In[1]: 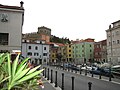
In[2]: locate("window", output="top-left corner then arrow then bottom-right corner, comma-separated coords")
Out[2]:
35,46 -> 38,50
44,47 -> 46,50
44,59 -> 46,62
90,44 -> 91,47
117,40 -> 120,44
90,49 -> 92,52
28,46 -> 31,49
76,46 -> 78,48
27,52 -> 32,56
43,53 -> 47,56
116,31 -> 119,35
90,54 -> 92,57
82,45 -> 84,47
69,45 -> 71,47
69,50 -> 71,52
52,55 -> 54,57
69,54 -> 71,57
0,33 -> 9,45
113,41 -> 115,44
82,50 -> 84,52
34,53 -> 39,56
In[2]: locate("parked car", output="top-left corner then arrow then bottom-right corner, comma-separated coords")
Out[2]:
71,65 -> 80,71
111,65 -> 120,79
89,67 -> 114,77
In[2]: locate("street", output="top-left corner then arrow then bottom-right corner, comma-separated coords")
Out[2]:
42,65 -> 120,90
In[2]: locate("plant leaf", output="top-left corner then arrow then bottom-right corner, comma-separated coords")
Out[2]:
7,54 -> 11,83
13,68 -> 30,82
18,69 -> 44,83
0,53 -> 4,64
15,63 -> 27,77
26,65 -> 41,75
17,57 -> 30,71
12,54 -> 20,78
0,76 -> 10,84
0,73 -> 4,82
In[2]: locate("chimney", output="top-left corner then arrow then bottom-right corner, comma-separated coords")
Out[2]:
20,1 -> 24,7
109,25 -> 111,29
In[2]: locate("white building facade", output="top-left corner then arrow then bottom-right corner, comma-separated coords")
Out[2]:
0,2 -> 24,53
106,20 -> 120,65
22,41 -> 50,65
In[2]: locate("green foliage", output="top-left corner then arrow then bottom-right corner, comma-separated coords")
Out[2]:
0,53 -> 43,90
50,35 -> 71,44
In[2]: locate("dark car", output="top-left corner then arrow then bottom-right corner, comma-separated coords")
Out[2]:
71,65 -> 80,71
90,67 -> 114,77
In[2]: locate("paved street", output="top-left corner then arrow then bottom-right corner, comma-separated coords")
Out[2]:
42,65 -> 120,90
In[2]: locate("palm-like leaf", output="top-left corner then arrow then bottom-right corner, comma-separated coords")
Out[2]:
0,53 -> 43,90
26,65 -> 41,75
12,53 -> 20,78
17,57 -> 30,71
7,54 -> 11,84
18,69 -> 44,83
5,54 -> 43,90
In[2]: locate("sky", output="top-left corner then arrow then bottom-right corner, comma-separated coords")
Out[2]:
0,0 -> 120,42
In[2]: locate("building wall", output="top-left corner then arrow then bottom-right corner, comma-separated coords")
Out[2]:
94,42 -> 102,61
22,43 -> 49,65
94,40 -> 107,62
72,41 -> 94,64
106,21 -> 120,65
72,43 -> 83,64
0,5 -> 24,52
66,44 -> 72,62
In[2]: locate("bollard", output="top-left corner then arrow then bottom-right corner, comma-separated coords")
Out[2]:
47,68 -> 49,80
99,73 -> 101,79
45,67 -> 47,78
92,67 -> 94,77
71,76 -> 75,90
62,73 -> 64,90
91,72 -> 93,77
85,69 -> 87,76
109,68 -> 111,81
72,68 -> 73,72
80,67 -> 82,74
55,71 -> 58,87
88,82 -> 92,90
50,70 -> 53,83
68,67 -> 70,72
43,68 -> 45,76
75,69 -> 77,73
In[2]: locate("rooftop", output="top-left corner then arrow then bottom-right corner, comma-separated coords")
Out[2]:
0,1 -> 24,10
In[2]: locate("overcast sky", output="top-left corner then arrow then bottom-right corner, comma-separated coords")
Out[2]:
0,0 -> 120,41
